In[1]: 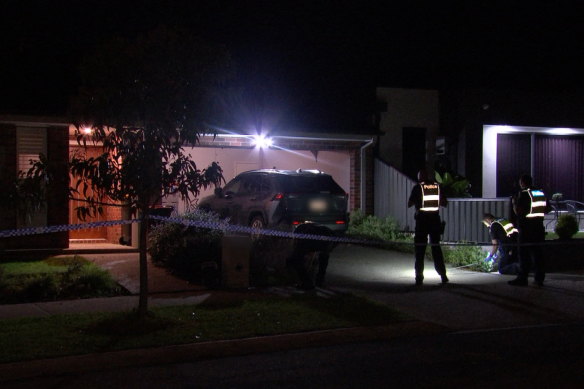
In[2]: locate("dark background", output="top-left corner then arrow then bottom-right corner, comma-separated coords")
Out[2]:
2,0 -> 584,131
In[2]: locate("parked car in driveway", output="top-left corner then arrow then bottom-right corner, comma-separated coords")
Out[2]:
198,169 -> 348,234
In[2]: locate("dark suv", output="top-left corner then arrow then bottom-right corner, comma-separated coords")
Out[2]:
198,169 -> 348,234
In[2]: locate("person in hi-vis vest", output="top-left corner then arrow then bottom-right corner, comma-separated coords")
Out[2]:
408,169 -> 449,286
482,213 -> 520,275
508,174 -> 550,287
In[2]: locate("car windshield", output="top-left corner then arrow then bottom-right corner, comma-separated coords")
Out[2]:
278,175 -> 345,194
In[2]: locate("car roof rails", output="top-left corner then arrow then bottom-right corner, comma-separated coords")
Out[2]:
296,169 -> 322,174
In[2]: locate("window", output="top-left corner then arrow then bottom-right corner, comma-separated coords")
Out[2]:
278,175 -> 345,194
223,176 -> 242,195
16,127 -> 47,227
496,134 -> 531,197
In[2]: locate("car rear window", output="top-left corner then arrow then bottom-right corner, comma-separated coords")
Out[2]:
277,175 -> 345,194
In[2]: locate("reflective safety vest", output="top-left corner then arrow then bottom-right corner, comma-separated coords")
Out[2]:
492,219 -> 518,237
420,183 -> 440,212
525,189 -> 547,218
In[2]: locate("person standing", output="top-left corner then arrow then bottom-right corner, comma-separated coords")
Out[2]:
482,213 -> 520,275
408,169 -> 449,286
508,174 -> 549,286
288,222 -> 335,290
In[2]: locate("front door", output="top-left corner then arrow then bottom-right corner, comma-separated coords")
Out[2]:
69,146 -> 108,240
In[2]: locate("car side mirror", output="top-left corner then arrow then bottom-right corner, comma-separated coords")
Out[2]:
214,187 -> 223,197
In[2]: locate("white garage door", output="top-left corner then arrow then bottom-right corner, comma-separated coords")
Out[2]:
169,146 -> 351,215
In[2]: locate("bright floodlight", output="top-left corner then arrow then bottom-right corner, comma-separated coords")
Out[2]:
82,127 -> 92,135
253,135 -> 273,148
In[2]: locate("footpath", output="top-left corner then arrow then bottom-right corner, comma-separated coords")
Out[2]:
2,244 -> 584,383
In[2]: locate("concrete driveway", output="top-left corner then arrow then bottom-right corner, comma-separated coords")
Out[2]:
326,244 -> 584,331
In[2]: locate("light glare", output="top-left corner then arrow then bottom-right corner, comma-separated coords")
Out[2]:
253,135 -> 273,148
548,128 -> 577,135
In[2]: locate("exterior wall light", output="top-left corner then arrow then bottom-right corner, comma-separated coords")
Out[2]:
253,135 -> 273,148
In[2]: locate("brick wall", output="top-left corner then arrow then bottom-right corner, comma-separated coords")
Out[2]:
105,205 -> 123,243
350,149 -> 360,211
0,124 -> 17,249
364,145 -> 374,214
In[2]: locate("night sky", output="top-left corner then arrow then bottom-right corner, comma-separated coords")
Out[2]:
2,1 -> 584,131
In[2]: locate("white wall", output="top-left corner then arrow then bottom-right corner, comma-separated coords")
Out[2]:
168,146 -> 351,214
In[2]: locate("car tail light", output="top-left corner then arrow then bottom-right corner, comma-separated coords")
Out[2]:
292,220 -> 301,225
335,220 -> 346,224
272,193 -> 285,200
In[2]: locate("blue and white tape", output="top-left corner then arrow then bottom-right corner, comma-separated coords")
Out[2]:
0,216 -> 362,244
148,215 -> 364,244
1,216 -> 566,248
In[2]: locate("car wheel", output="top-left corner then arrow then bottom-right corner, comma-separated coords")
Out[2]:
249,216 -> 265,239
250,215 -> 265,229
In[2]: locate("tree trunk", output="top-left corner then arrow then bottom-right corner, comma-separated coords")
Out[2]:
137,213 -> 149,317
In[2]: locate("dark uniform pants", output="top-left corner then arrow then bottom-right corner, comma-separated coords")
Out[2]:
414,212 -> 446,281
517,225 -> 546,283
496,244 -> 519,275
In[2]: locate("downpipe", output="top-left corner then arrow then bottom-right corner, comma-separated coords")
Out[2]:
360,138 -> 375,212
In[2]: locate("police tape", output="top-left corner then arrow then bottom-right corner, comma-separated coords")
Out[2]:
148,215 -> 365,244
0,216 -> 365,244
0,216 -> 576,248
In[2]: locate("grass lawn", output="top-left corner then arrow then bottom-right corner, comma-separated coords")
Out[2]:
0,256 -> 126,304
0,293 -> 407,363
546,231 -> 584,240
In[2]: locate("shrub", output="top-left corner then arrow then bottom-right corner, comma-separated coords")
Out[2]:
0,265 -> 5,290
347,209 -> 414,252
21,274 -> 60,302
62,265 -> 121,298
148,209 -> 228,282
555,214 -> 579,240
435,171 -> 471,198
0,256 -> 125,303
348,209 -> 408,242
45,256 -> 89,267
443,243 -> 489,271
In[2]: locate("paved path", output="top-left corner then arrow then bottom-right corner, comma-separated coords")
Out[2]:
326,244 -> 584,331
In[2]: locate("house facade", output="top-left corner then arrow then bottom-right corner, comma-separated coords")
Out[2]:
0,116 -> 70,250
377,87 -> 584,201
0,116 -> 375,250
376,88 -> 440,181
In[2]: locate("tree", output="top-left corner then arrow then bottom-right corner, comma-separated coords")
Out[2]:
67,26 -> 231,317
4,156 -> 49,225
